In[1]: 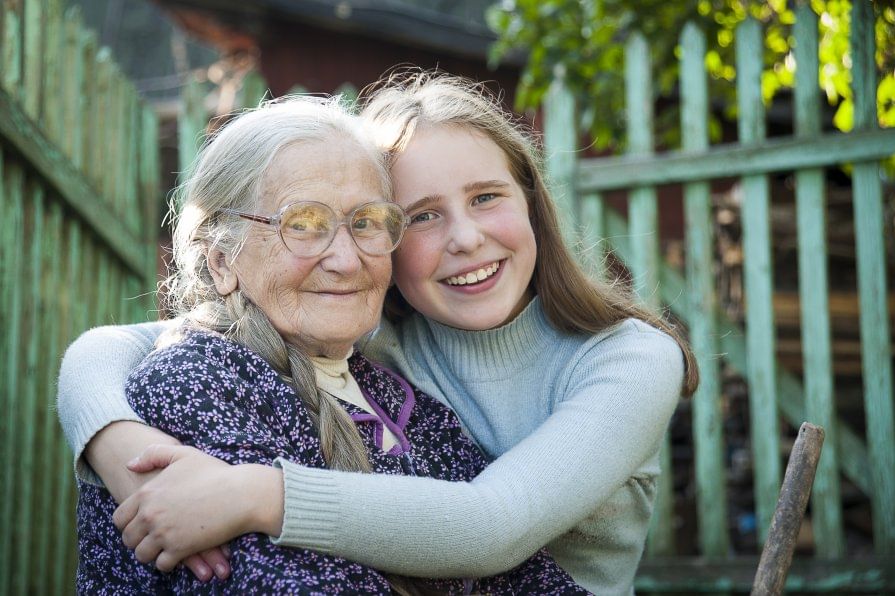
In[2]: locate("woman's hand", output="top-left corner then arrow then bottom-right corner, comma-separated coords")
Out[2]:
112,444 -> 284,573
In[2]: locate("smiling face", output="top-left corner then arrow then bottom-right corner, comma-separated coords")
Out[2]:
231,137 -> 392,358
390,124 -> 537,330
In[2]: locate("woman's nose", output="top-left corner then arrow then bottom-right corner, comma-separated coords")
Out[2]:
319,226 -> 363,274
445,212 -> 486,254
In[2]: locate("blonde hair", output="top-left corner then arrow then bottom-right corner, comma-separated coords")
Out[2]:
360,70 -> 698,396
166,95 -> 390,471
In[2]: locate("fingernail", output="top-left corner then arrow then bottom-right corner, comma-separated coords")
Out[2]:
198,564 -> 212,581
222,544 -> 231,558
215,563 -> 229,579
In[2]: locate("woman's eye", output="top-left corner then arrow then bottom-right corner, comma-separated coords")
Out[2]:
472,193 -> 497,206
409,211 -> 437,225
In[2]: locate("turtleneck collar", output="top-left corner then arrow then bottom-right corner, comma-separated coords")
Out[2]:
421,296 -> 555,376
309,348 -> 353,392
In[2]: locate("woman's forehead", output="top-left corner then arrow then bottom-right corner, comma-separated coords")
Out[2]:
261,140 -> 387,211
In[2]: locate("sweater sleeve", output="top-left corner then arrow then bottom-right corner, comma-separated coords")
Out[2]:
56,321 -> 173,484
273,325 -> 684,577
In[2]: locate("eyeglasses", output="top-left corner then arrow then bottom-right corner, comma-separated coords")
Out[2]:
221,200 -> 410,257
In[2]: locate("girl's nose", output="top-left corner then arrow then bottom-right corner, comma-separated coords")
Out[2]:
445,212 -> 486,254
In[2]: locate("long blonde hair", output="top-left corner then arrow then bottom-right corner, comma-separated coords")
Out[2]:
360,70 -> 698,396
166,96 -> 389,471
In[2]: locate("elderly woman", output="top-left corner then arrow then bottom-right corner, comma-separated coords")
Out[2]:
75,97 -> 586,594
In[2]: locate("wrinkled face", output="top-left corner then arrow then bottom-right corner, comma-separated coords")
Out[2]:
390,124 -> 537,331
232,137 -> 392,358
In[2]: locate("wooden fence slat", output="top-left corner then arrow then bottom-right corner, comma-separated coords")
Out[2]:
0,148 -> 5,593
41,0 -> 61,141
62,7 -> 84,168
543,68 -> 578,248
636,556 -> 895,593
850,0 -> 895,556
80,29 -> 96,179
97,52 -> 115,201
736,16 -> 780,545
109,64 -> 124,213
793,3 -> 844,557
2,0 -> 23,94
179,77 -> 207,177
125,85 -> 140,235
624,31 -> 675,556
94,47 -> 112,192
579,192 -> 605,279
577,128 -> 895,192
680,21 -> 728,557
15,181 -> 44,594
54,219 -> 84,596
22,0 -> 42,118
35,199 -> 63,595
140,105 -> 160,312
1,162 -> 25,595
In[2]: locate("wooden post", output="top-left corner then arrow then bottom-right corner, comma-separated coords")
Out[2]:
751,422 -> 825,595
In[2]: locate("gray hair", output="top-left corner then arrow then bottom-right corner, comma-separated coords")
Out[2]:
166,95 -> 388,472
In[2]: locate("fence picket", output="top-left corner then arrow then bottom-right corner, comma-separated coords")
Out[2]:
42,0 -> 62,141
624,31 -> 675,556
80,30 -> 97,183
56,220 -> 86,595
125,86 -> 140,234
22,0 -> 42,118
1,0 -> 23,94
1,163 -> 25,595
793,3 -> 844,557
34,200 -> 63,595
543,69 -> 578,248
60,9 -> 80,161
14,181 -> 44,593
736,17 -> 780,545
850,0 -> 895,556
179,77 -> 206,176
140,105 -> 159,310
681,21 -> 728,557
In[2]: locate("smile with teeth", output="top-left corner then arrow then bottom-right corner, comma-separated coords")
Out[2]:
444,261 -> 501,286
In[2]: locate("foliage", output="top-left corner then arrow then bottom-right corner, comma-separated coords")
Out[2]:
487,0 -> 895,152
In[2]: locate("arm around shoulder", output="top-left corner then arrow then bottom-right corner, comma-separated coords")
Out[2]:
56,320 -> 173,485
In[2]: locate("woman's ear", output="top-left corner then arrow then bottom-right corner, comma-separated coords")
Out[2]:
207,248 -> 239,295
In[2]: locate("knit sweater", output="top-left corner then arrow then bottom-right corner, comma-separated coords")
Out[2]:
56,297 -> 684,594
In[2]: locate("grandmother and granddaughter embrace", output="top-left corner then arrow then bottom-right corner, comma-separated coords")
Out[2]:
58,70 -> 697,595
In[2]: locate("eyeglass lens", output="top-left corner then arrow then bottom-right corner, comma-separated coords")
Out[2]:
280,202 -> 405,256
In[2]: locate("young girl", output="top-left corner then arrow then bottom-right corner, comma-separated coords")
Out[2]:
58,71 -> 697,595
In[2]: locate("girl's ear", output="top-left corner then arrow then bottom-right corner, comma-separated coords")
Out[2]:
207,248 -> 239,295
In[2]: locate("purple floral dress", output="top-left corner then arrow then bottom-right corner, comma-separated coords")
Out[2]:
76,328 -> 590,595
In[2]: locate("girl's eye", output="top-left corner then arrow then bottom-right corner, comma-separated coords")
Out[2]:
409,211 -> 438,225
472,193 -> 498,206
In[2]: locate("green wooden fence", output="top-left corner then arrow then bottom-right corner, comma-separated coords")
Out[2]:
544,3 -> 895,592
0,0 -> 159,593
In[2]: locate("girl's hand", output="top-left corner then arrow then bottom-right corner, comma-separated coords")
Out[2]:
112,445 -> 283,573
